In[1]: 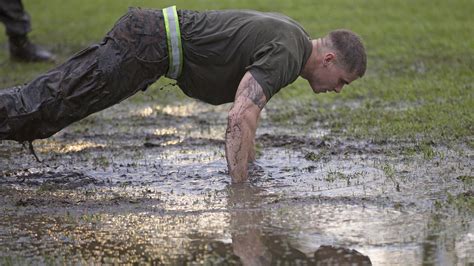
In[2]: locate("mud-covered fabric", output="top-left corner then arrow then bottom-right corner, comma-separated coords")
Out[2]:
176,10 -> 312,104
0,0 -> 31,36
0,8 -> 168,142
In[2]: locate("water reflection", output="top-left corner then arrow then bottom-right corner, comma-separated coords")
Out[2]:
0,176 -> 471,264
226,184 -> 372,265
1,119 -> 472,265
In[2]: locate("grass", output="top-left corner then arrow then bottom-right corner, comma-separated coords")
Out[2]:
0,0 -> 472,143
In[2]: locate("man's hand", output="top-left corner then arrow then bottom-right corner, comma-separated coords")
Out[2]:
225,72 -> 267,183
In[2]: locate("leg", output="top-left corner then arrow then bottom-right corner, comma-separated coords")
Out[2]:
0,0 -> 30,36
0,0 -> 54,62
0,8 -> 168,142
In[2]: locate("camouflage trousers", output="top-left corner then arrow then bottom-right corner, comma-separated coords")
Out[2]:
0,0 -> 30,36
0,8 -> 169,142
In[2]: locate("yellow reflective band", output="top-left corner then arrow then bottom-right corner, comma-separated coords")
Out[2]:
163,6 -> 183,79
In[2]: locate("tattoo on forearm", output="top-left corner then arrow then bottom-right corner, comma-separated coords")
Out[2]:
244,79 -> 266,109
225,73 -> 265,182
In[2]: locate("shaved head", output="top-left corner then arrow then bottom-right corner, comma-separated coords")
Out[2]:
326,29 -> 367,77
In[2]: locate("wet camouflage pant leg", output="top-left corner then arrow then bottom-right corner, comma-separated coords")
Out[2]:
0,0 -> 30,36
0,8 -> 168,142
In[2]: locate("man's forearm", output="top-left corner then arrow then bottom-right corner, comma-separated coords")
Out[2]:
225,112 -> 256,182
225,71 -> 267,183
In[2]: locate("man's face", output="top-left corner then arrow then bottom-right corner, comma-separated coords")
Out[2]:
307,54 -> 358,94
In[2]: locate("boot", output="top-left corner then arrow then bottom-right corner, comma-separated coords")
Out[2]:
8,35 -> 55,62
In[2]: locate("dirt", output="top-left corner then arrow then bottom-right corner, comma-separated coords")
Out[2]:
0,99 -> 473,265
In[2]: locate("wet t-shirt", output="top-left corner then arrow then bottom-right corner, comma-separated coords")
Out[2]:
176,10 -> 312,105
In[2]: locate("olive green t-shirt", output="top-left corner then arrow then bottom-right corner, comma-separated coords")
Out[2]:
176,9 -> 312,105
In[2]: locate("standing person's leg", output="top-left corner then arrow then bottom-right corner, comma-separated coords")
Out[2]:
0,0 -> 54,61
0,8 -> 169,142
0,0 -> 30,36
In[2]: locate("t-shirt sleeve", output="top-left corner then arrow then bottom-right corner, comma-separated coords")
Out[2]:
246,42 -> 303,101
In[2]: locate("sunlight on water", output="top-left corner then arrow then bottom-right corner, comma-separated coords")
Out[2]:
5,184 -> 470,265
36,140 -> 106,153
153,127 -> 178,136
154,102 -> 229,118
133,106 -> 154,117
1,100 -> 472,265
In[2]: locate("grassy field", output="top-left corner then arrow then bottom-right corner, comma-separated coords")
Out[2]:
0,0 -> 472,143
1,2 -> 473,263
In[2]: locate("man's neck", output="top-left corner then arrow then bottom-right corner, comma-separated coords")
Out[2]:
301,39 -> 322,79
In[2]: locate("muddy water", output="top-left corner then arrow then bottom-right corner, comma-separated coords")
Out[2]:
0,99 -> 473,265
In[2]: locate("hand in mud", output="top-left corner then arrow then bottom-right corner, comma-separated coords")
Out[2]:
248,161 -> 265,179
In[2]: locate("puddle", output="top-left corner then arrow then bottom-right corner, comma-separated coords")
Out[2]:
0,100 -> 473,264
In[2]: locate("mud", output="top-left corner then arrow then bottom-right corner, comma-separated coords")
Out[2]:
0,98 -> 473,265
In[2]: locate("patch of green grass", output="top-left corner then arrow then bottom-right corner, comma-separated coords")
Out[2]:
304,151 -> 324,162
345,100 -> 472,142
1,255 -> 28,266
93,155 -> 110,168
325,171 -> 347,184
37,183 -> 57,192
324,171 -> 363,185
379,163 -> 401,191
457,175 -> 473,189
446,192 -> 474,213
255,143 -> 263,157
400,146 -> 418,157
381,163 -> 395,179
400,142 -> 442,159
418,142 -> 436,160
324,171 -> 338,183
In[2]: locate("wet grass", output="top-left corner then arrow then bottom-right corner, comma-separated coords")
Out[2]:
457,175 -> 473,188
0,0 -> 472,144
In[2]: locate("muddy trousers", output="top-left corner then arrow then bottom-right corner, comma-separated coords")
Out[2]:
0,8 -> 169,142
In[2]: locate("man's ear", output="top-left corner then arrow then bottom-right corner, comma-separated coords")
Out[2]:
323,52 -> 336,66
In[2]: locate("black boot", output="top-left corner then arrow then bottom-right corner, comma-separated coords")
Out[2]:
8,35 -> 55,62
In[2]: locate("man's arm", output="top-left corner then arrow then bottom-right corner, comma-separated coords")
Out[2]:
225,71 -> 267,183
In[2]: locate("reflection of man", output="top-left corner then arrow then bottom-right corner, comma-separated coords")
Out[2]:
0,0 -> 54,61
313,245 -> 372,265
0,7 -> 366,182
227,184 -> 372,265
228,184 -> 272,265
